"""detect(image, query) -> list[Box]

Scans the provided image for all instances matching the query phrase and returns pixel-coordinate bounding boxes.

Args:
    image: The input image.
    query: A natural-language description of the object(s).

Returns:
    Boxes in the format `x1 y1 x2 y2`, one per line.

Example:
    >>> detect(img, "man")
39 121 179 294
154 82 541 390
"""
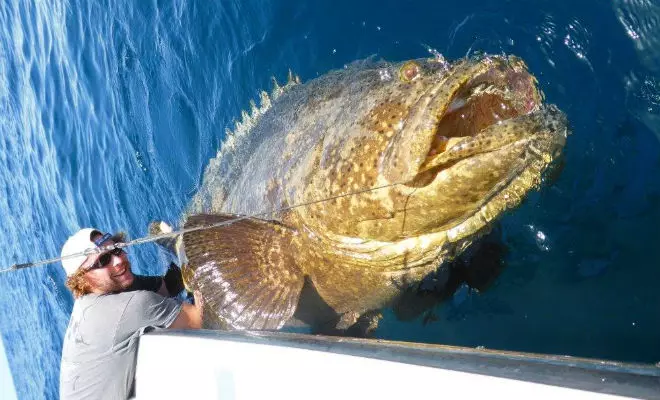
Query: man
59 228 204 400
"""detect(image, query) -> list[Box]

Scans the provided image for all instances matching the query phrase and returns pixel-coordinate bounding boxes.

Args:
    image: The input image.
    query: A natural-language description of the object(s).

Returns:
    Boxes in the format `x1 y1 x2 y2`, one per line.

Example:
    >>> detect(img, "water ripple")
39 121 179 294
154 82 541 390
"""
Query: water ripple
614 0 660 71
625 72 660 142
0 1 77 398
562 18 593 70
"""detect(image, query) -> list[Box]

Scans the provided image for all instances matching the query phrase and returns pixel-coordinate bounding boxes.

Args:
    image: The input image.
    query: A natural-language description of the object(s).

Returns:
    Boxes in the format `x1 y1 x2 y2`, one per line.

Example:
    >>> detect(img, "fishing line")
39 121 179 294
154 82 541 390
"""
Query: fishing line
2 134 553 275
0 180 409 274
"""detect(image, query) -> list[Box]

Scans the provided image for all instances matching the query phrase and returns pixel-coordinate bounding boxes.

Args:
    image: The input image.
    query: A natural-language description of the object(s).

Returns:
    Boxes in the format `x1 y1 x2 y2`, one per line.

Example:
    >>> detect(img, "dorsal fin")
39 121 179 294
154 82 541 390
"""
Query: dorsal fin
219 71 302 157
186 70 302 215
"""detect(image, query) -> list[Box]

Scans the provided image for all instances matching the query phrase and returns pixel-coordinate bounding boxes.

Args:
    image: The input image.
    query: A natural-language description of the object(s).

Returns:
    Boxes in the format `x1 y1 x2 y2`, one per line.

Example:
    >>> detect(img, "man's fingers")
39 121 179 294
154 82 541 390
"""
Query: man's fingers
194 290 204 309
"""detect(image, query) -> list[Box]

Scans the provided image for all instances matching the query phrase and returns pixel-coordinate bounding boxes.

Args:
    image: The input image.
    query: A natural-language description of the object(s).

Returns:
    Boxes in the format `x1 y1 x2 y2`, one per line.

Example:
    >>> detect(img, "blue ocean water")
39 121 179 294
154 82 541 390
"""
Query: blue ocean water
0 0 659 398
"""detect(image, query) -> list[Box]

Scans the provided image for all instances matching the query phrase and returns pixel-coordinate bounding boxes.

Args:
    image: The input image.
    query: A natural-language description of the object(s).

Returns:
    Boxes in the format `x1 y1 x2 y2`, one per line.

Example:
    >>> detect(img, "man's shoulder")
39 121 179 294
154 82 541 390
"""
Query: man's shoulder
120 290 179 312
118 290 182 330
77 290 173 309
78 291 134 303
124 289 166 301
75 291 148 311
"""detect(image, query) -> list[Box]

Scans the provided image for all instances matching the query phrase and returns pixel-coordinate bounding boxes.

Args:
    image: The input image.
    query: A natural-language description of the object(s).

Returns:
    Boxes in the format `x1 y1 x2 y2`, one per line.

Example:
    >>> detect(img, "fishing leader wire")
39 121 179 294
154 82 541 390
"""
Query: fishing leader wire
0 180 409 274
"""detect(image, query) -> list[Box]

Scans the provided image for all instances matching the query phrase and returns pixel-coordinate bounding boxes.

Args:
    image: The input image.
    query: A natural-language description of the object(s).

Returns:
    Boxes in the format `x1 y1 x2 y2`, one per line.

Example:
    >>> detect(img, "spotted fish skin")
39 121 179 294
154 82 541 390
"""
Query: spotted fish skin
179 55 567 331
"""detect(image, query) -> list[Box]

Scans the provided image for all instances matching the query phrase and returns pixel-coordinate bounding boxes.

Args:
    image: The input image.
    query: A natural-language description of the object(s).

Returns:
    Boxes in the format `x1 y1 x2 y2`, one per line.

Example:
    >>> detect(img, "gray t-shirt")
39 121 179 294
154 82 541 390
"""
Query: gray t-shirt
59 291 182 400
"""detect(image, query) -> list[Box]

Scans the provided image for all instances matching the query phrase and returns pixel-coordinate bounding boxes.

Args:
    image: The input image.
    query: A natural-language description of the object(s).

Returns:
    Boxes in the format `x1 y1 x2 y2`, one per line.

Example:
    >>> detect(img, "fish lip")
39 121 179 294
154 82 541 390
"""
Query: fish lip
409 104 567 189
410 56 553 181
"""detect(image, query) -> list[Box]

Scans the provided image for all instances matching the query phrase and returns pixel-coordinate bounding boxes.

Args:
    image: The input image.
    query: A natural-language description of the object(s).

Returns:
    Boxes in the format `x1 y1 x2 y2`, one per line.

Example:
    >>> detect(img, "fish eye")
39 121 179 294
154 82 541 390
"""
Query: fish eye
399 61 421 82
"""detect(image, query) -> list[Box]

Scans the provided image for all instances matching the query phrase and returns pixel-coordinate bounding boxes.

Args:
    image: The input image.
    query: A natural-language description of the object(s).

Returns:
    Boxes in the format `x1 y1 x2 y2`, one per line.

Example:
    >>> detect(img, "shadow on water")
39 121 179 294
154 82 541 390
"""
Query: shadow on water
393 227 508 326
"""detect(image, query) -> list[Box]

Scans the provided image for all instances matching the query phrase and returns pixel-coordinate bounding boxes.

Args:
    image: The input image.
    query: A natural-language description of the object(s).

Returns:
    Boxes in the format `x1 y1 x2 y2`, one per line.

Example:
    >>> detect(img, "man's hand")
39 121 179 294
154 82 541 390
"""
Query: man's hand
168 290 204 330
194 290 204 322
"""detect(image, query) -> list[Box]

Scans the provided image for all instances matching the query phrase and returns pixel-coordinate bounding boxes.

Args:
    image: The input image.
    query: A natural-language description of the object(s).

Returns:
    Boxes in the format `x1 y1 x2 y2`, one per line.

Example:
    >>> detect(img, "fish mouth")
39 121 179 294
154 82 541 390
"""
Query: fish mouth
411 57 564 186
435 61 539 144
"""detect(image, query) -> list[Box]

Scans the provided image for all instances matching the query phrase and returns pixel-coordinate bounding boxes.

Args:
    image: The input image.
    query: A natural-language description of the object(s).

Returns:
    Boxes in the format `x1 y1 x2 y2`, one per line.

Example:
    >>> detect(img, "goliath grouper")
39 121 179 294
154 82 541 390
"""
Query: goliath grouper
161 54 567 331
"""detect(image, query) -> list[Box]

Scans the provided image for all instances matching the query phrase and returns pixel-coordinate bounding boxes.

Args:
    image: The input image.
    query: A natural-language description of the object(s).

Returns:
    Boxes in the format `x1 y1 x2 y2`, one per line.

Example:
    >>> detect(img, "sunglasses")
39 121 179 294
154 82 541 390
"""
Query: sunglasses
89 248 126 270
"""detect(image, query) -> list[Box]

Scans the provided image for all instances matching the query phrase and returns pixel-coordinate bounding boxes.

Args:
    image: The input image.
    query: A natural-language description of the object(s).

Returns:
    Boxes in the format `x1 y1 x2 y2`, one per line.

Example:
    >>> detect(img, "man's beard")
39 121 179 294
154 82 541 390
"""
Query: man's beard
89 263 135 294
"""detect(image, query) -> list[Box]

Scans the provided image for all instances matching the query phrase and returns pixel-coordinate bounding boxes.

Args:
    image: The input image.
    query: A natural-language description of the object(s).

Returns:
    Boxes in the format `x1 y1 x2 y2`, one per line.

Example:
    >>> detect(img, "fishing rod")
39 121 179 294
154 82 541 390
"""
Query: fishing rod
0 180 409 274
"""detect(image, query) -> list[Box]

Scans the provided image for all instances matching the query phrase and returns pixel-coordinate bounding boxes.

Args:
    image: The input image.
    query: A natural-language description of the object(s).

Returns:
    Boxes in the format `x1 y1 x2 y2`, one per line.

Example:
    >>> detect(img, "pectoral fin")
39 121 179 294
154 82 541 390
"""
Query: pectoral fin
183 213 305 330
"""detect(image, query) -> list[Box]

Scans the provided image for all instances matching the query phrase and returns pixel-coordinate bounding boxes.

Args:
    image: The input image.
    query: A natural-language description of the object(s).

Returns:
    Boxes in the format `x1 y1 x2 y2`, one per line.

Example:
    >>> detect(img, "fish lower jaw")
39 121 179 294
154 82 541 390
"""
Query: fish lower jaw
414 141 558 250
445 156 547 246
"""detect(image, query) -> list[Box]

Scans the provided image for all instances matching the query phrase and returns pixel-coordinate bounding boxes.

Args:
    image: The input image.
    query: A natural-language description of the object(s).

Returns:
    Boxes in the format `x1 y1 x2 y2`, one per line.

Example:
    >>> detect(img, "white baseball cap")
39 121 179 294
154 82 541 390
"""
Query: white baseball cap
60 228 105 276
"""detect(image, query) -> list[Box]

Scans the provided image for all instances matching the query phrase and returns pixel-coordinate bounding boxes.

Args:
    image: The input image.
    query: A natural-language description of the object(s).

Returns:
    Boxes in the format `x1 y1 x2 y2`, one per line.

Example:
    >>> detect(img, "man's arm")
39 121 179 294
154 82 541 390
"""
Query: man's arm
128 275 163 293
168 291 204 329
129 263 185 297
120 290 187 332
155 280 170 297
162 263 185 296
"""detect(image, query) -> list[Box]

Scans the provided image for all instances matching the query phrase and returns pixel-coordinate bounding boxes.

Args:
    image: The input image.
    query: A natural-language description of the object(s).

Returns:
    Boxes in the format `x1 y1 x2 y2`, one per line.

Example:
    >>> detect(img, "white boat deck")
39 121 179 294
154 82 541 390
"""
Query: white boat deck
134 330 660 399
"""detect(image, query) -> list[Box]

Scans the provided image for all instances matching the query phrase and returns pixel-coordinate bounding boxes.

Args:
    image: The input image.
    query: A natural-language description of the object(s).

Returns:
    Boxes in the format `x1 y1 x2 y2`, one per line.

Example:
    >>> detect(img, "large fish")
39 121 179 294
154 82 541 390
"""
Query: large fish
166 54 567 331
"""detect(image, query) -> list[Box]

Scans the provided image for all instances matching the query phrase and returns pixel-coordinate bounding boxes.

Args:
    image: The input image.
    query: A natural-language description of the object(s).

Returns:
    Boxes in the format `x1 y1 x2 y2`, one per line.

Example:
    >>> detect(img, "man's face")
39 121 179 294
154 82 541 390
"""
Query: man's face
83 233 135 293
